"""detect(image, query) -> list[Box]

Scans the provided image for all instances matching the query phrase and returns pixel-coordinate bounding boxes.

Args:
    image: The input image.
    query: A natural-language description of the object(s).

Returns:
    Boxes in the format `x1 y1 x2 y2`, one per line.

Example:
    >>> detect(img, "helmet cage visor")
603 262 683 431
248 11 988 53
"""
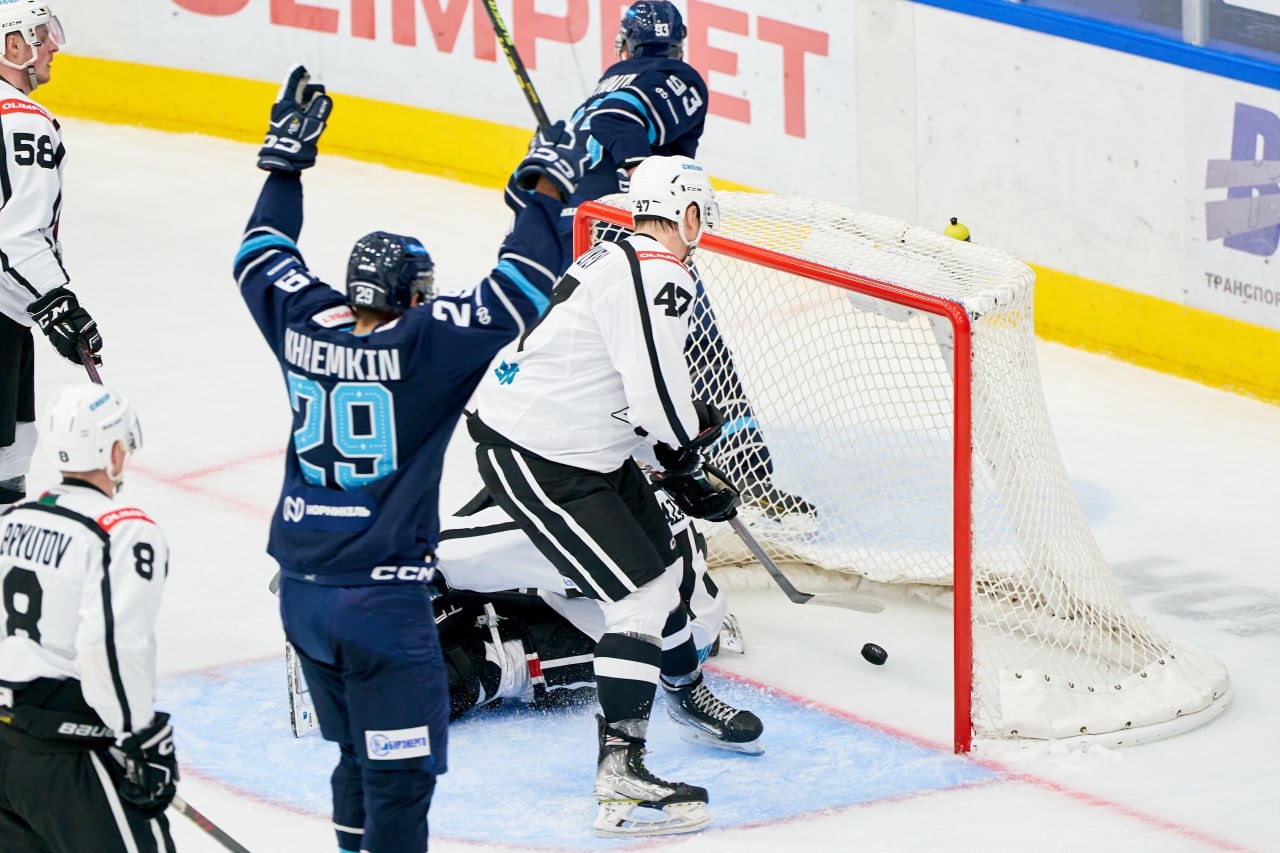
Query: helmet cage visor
3 9 65 49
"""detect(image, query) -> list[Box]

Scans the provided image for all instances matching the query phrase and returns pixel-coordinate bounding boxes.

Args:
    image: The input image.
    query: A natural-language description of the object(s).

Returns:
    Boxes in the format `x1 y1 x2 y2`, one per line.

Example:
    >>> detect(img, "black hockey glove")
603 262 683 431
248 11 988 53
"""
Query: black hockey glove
110 713 179 818
26 286 102 366
652 463 741 522
258 64 333 172
514 120 584 202
653 400 726 475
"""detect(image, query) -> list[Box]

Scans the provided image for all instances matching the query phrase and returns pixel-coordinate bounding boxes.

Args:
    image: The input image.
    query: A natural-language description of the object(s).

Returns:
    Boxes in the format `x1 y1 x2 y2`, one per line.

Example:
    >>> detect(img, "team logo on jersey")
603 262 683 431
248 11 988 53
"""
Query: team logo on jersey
366 725 431 760
493 361 520 385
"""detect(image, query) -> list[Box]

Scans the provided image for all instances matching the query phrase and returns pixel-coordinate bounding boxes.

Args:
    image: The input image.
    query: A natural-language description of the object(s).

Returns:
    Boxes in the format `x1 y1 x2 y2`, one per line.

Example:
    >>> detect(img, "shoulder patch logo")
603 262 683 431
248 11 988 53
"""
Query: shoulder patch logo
0 99 52 121
97 507 154 531
312 305 356 328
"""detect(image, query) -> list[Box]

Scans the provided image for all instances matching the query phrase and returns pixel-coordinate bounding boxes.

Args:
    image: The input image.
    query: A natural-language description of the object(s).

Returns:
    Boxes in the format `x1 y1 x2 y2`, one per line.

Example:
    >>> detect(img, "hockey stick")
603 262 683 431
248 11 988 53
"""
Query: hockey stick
727 516 884 613
171 794 252 853
76 342 102 385
265 572 319 736
480 0 552 131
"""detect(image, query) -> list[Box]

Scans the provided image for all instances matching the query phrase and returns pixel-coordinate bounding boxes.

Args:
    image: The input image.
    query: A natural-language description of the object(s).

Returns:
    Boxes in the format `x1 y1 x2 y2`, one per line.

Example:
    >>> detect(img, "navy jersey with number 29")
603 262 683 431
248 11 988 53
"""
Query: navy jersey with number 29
234 172 563 583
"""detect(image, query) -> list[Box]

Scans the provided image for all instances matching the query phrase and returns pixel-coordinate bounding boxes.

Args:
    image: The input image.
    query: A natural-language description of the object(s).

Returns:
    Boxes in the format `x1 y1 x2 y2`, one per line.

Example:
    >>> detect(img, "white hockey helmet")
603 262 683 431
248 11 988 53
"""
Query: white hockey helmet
0 0 64 90
0 0 64 50
44 384 142 482
628 155 720 249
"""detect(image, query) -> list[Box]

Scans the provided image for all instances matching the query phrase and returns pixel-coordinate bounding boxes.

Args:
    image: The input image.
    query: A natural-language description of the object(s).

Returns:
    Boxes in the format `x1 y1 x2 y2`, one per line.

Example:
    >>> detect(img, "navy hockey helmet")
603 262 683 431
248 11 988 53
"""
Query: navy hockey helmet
615 1 686 60
346 231 436 314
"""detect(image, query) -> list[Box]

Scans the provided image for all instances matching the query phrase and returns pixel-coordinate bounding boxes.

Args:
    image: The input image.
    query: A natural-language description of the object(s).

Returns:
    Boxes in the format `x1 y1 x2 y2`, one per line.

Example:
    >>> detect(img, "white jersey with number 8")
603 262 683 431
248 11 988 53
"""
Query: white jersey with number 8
0 482 169 737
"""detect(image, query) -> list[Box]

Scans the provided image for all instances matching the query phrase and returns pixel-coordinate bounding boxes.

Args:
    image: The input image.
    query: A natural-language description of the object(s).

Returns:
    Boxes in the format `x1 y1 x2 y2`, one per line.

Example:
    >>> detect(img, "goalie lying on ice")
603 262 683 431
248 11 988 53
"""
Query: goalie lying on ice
435 495 756 749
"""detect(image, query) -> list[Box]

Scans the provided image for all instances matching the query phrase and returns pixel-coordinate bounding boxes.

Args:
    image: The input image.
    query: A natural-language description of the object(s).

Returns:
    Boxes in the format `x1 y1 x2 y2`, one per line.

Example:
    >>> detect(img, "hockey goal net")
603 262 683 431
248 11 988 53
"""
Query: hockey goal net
576 195 1230 753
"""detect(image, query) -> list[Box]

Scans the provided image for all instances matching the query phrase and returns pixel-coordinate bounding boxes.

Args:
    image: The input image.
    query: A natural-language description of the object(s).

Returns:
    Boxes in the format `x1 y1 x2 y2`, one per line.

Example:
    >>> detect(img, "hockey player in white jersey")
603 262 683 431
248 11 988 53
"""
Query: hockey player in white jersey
0 2 103 508
0 383 179 852
468 155 761 837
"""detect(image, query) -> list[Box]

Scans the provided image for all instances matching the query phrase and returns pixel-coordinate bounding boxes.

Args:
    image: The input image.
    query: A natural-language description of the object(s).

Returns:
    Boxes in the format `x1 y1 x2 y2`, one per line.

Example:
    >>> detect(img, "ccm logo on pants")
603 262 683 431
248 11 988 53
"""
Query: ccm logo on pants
370 565 436 582
366 726 432 760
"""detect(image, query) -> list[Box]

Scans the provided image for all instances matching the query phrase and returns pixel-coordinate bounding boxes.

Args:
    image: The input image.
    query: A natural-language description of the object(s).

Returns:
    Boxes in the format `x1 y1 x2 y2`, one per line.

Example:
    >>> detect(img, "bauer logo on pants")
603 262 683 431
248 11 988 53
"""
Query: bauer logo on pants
365 726 431 760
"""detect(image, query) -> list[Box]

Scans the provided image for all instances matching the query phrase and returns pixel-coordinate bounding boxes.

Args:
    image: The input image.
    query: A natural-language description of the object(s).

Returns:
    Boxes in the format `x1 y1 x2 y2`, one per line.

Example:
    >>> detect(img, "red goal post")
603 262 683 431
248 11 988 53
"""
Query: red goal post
574 195 1230 754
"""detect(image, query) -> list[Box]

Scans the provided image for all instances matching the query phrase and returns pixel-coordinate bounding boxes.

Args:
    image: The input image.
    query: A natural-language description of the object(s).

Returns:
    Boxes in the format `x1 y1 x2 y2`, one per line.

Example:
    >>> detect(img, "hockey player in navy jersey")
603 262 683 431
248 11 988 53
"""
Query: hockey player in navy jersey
234 65 580 853
549 1 815 522
553 0 707 250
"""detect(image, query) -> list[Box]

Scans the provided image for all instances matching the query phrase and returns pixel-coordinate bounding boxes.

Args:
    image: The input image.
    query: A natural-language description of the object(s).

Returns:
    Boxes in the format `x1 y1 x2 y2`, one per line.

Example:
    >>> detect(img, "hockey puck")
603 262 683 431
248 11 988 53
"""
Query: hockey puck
860 642 888 666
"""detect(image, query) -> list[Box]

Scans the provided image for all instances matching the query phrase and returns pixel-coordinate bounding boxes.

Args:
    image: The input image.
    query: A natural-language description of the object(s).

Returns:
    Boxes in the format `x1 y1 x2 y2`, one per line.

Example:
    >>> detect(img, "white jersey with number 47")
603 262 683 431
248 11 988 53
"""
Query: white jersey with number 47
0 482 169 737
0 81 68 325
475 233 702 472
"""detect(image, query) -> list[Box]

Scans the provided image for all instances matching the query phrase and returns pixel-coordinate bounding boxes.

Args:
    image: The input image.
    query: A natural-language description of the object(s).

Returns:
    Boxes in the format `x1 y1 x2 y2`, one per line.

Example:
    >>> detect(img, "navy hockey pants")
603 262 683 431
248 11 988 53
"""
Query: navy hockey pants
280 578 449 853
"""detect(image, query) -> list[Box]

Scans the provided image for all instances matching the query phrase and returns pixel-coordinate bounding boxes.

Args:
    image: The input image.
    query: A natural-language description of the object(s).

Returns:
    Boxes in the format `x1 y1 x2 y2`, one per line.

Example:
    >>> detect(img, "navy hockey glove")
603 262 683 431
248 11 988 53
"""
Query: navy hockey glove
258 64 333 172
26 286 102 366
615 156 646 193
514 120 584 201
653 400 726 475
111 713 179 818
652 463 741 522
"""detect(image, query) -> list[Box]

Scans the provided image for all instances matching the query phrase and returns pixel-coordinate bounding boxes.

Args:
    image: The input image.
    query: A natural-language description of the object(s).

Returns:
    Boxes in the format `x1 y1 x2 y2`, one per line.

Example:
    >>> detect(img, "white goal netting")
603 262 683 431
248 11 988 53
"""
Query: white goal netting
582 193 1230 750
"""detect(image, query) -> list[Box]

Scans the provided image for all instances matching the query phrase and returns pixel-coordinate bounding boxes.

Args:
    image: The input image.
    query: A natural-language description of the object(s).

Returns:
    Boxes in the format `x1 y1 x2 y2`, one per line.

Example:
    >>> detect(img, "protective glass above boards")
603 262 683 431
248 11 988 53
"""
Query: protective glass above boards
1022 0 1279 65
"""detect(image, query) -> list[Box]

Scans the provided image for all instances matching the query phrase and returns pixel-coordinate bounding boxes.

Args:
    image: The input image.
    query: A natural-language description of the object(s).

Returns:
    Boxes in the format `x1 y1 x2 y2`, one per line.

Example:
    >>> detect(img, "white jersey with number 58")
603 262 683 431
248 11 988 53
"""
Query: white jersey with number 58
0 81 67 325
475 233 701 472
0 482 169 737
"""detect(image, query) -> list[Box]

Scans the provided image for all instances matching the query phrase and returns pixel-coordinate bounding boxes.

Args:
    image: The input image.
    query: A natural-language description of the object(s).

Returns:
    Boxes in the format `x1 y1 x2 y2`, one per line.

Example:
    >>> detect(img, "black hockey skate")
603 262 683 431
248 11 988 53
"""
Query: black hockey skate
662 672 764 755
594 717 710 837
741 477 817 521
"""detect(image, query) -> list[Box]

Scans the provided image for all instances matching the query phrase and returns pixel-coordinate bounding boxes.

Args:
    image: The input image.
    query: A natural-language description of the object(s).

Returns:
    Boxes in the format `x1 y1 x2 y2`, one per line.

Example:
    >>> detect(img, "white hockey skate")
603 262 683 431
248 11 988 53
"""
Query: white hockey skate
594 717 710 837
663 672 764 755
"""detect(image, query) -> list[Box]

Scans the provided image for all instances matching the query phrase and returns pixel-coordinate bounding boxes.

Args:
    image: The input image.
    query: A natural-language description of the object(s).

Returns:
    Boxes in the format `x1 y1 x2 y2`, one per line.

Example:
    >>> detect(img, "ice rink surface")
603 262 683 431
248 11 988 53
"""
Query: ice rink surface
24 119 1280 851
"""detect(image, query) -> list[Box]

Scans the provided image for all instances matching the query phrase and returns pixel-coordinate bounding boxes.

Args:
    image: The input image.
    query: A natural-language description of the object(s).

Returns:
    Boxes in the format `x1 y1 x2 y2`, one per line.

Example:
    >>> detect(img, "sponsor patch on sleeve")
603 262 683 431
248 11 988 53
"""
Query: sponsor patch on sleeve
365 725 432 760
0 99 52 121
97 507 154 531
311 305 356 328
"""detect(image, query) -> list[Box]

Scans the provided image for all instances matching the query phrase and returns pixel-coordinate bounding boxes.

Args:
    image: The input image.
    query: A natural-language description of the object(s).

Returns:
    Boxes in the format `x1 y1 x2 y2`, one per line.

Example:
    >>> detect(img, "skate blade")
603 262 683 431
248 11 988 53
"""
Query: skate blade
676 725 765 756
594 801 710 837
